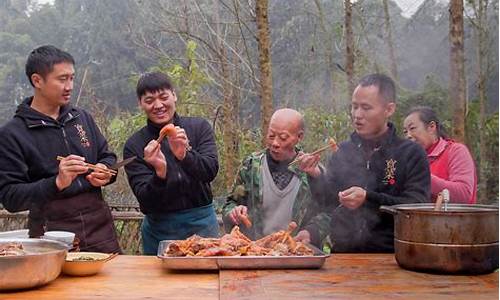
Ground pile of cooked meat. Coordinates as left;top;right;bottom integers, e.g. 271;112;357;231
164;222;314;257
0;242;26;256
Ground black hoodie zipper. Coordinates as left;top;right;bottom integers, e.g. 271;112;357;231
60;113;83;189
358;143;381;190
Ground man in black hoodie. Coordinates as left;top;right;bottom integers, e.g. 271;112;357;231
304;74;430;252
0;45;120;253
124;72;219;255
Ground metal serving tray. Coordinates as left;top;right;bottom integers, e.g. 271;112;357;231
157;240;330;270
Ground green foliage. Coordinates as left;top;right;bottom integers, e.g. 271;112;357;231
301;108;352;152
148;40;213;118
211;125;262;197
392;74;451;138
397;74;450;121
0;31;34;121
107;110;146;156
465;102;499;204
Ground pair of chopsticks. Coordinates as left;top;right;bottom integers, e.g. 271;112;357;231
103;253;119;262
56;156;117;176
288;138;338;166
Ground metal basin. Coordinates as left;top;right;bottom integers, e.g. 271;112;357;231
0;238;68;290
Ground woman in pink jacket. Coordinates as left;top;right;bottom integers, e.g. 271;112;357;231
403;106;477;204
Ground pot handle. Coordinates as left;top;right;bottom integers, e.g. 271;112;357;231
379;205;398;215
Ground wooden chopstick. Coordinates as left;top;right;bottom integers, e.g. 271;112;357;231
103;252;119;262
56;156;117;175
288;142;335;166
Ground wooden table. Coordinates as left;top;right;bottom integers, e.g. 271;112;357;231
1;255;219;300
220;254;499;300
1;254;497;299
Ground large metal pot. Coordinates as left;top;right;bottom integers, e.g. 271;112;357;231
380;203;499;274
0;238;68;290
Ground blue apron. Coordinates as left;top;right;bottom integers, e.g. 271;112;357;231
141;203;219;255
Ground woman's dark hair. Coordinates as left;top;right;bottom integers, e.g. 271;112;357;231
136;72;174;99
407;106;448;139
25;45;75;87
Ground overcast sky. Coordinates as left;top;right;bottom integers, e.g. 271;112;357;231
35;0;436;18
396;0;427;17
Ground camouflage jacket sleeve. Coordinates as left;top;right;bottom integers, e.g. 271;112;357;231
222;155;254;233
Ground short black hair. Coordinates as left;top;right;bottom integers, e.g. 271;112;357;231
358;73;396;103
25;45;75;87
136;72;174;99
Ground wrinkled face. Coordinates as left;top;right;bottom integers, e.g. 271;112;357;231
32;62;74;107
266;118;303;161
351;85;395;140
403;112;436;150
139;89;177;126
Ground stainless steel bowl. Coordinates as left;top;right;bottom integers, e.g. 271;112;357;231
0;238;68;290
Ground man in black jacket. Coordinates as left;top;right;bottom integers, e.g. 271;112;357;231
124;72;219;255
0;45;120;253
305;74;430;252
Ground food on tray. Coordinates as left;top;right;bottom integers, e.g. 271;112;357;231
240;213;252;228
0;242;26;256
164;222;314;257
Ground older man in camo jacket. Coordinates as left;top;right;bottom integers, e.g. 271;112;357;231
222;108;330;247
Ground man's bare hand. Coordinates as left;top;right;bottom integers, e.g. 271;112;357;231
228;205;248;226
338;186;367;209
144;140;167;178
168;126;189;161
56;155;88;191
294;230;311;244
296;152;321;178
86;163;113;187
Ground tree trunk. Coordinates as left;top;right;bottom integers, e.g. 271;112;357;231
382;0;398;81
313;0;337;110
256;0;273;146
214;0;239;189
227;44;241;189
472;0;488;203
344;0;355;98
449;0;466;142
356;5;381;74
221;52;238;189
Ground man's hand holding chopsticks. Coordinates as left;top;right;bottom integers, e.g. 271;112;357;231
56;155;89;191
86;163;113;187
295;152;321;178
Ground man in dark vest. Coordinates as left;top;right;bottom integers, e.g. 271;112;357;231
0;45;120;253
